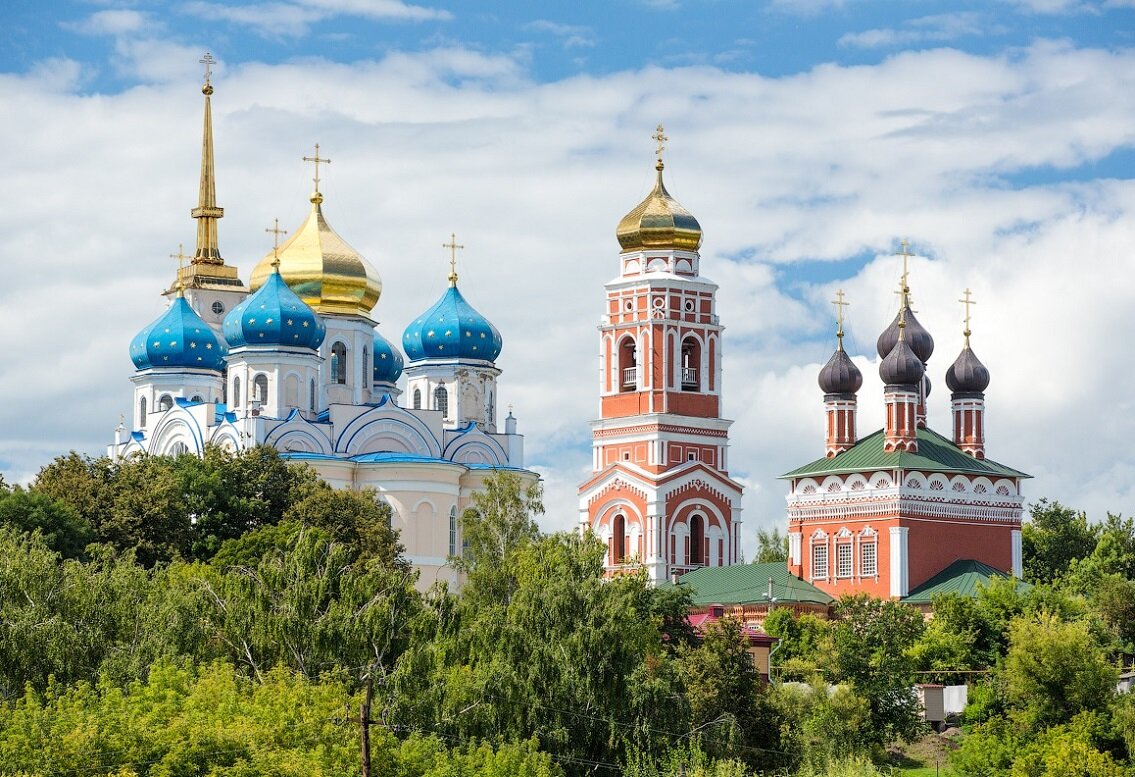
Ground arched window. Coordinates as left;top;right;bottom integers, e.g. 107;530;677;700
434;385;448;417
612;514;626;563
158;394;173;412
170;441;189;455
690;514;705;566
233;377;241;408
413;388;422;410
253;374;268;403
362;345;369;389
681;337;701;391
619;337;637;391
139;397;147;427
449;506;458;557
190;395;203;404
331;342;348;385
309;379;316;412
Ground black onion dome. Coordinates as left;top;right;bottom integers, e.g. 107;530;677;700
922;373;932;400
877;306;934;363
818;347;863;395
945;345;991;394
880;338;925;386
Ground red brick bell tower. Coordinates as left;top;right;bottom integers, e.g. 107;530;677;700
578;127;743;584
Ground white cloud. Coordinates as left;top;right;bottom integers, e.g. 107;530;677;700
999;0;1093;12
3;39;1135;559
62;9;156;36
525;20;596;49
182;0;451;38
839;13;988;49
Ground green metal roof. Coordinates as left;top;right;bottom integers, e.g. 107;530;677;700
779;426;1031;480
902;559;1028;605
676;562;834;607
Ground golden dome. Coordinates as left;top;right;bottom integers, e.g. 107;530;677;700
616;161;703;252
249;193;381;317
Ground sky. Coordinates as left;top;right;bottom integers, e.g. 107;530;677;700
2;0;1135;559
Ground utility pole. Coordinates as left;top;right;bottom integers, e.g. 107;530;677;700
360;675;374;777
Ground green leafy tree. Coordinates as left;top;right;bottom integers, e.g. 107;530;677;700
1022;499;1098;584
1002;613;1118;730
0;487;93;558
754;527;788;563
819;594;926;745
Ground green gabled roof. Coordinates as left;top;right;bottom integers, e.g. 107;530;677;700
779;426;1030;480
677;562;834;607
902;559;1028;605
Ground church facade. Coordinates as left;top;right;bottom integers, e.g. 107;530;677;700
781;263;1028;600
110;61;530;589
577;129;743;585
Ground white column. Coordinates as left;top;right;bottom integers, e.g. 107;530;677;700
789;532;802;565
1011;529;1023;578
889;526;909;598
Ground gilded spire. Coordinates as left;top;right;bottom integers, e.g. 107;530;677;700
443;232;464;287
303;143;331;205
191;53;224;265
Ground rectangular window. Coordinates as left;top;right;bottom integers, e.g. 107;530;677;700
837;543;853;578
811;543;828;580
861;542;877;577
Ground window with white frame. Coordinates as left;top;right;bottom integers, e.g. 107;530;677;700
811;541;829;580
448;506;458;557
861;540;878;577
837;543;853;578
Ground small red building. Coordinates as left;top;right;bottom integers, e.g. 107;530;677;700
782;266;1028;600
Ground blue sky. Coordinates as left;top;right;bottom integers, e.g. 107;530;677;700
2;0;1135;551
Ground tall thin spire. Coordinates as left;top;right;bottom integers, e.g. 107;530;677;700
192;53;224;265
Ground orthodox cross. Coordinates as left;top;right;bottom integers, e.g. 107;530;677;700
303;143;331;192
959;288;976;345
266;218;288;268
831;289;849;344
199;53;215;85
894;238;915;310
653;124;668;166
443;233;464;285
170;243;189;292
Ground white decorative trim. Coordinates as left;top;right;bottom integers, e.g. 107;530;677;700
889;526;909;598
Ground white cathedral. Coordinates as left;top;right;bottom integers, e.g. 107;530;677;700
109;60;530;589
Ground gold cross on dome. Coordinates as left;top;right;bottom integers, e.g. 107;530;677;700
831;289;849;342
959;287;977;344
652;124;668;166
169;243;189;293
199;53;216;85
443;232;464;286
265;218;288;268
894;238;915;310
303;143;331;192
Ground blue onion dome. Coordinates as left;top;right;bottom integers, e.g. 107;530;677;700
372;330;404;384
879;332;926;387
130;295;227;371
402;284;502;362
818;345;862;396
877;305;934;364
946;344;990;394
223;269;326;350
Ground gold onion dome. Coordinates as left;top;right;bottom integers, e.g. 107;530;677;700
616;158;703;253
249;191;382;317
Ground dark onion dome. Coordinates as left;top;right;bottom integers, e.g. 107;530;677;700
818;346;863;395
877;306;934;364
223;269;326;351
131;295;227;371
402;284;502;362
372;330;405;385
879;337;926;387
945;345;991;394
922;373;932;399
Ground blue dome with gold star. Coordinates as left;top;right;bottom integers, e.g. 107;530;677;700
402;284;502;362
130;295;227;371
223;270;326;350
373;330;404;384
